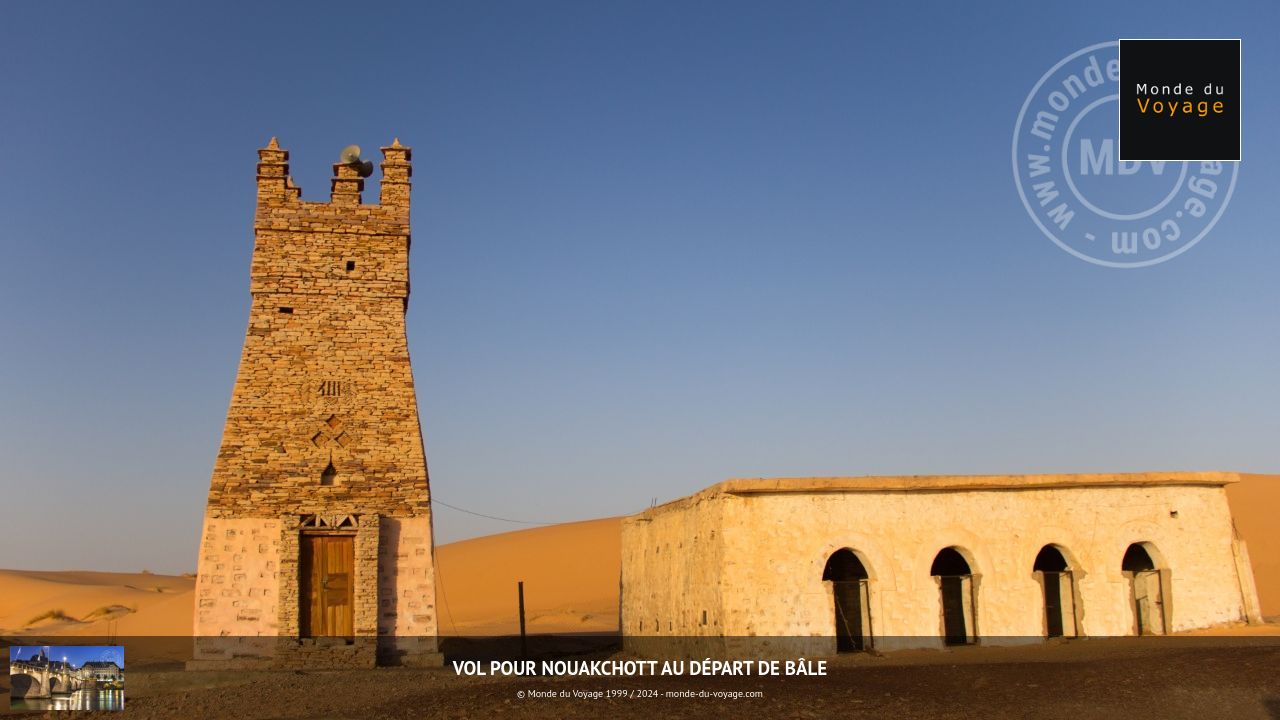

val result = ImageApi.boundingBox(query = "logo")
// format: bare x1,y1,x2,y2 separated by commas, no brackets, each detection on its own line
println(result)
1012,42,1238,268
1118,39,1241,161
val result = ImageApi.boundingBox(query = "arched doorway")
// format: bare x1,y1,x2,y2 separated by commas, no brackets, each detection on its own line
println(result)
931,547,976,645
1122,542,1168,635
823,549,872,651
1033,545,1078,638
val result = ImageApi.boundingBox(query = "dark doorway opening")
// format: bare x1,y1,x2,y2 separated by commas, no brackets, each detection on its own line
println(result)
1122,543,1156,572
931,547,975,646
823,549,872,652
1033,545,1078,638
1122,543,1166,636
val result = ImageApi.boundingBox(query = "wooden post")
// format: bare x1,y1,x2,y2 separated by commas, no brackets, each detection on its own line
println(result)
518,580,528,659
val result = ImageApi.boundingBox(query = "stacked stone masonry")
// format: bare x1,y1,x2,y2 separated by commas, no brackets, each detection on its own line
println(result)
190,139,440,669
621,472,1264,658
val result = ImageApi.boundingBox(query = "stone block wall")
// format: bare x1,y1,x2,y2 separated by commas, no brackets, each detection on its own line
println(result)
621,494,729,657
203,139,428,519
621,474,1260,656
190,139,439,668
191,517,281,662
377,517,440,662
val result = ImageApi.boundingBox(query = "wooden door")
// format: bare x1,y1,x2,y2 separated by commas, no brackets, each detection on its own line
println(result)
960,575,976,644
301,535,354,638
857,579,874,650
832,580,864,651
1059,571,1078,638
1133,570,1164,636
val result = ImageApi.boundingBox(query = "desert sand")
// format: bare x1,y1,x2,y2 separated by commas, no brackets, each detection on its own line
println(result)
0,517,621,638
0,569,194,637
1228,474,1280,617
433,517,621,635
0,473,1273,638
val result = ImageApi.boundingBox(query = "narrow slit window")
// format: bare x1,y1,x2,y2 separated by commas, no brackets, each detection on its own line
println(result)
278,307,293,314
320,462,337,486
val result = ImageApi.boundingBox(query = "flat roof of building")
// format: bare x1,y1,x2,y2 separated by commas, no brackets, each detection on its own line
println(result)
630,471,1265,521
719,471,1247,494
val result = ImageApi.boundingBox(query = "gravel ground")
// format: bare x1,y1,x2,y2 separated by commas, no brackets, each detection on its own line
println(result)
7,637,1280,719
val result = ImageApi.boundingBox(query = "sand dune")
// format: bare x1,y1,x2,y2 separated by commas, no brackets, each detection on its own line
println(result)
434,517,621,635
0,476,1272,640
1228,474,1280,618
0,569,195,637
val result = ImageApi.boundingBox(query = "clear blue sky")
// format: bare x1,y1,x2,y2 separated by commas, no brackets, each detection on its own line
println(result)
1,2,1277,574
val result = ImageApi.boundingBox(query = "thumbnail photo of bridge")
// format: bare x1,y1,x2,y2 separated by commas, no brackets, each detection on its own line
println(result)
10,645,124,711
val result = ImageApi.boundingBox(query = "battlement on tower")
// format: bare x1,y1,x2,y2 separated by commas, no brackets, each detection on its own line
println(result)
255,136,412,208
249,138,415,302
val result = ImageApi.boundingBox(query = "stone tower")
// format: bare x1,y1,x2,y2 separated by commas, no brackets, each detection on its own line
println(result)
189,138,440,668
